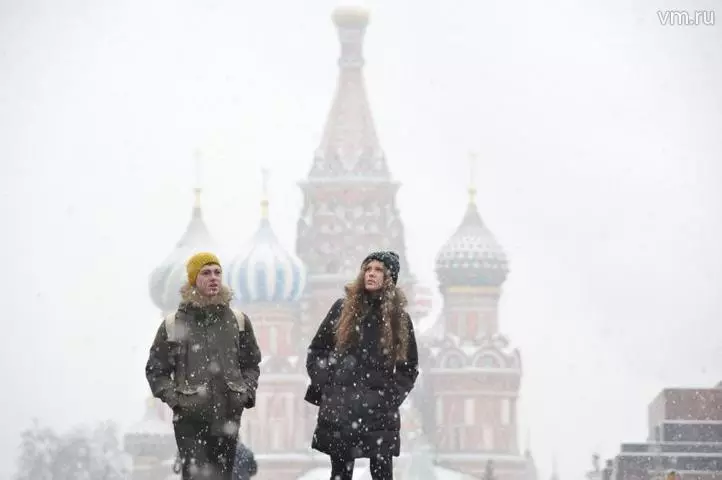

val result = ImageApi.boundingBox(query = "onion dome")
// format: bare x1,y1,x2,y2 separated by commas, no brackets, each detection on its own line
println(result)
148,187,217,313
434,154,509,288
226,170,306,304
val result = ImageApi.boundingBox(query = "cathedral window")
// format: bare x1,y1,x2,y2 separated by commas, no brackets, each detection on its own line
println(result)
456,315,466,337
501,398,511,425
441,352,465,369
268,395,287,451
464,398,475,424
452,426,465,451
436,396,444,426
465,312,477,339
474,353,501,368
443,398,466,451
482,425,494,450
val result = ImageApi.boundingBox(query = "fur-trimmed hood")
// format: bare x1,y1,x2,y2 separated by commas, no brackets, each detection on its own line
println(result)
179,283,234,309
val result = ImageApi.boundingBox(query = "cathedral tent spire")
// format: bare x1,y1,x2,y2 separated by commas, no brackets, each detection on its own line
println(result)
295,5,414,351
469,151,478,204
260,167,270,221
183,151,210,244
307,5,389,180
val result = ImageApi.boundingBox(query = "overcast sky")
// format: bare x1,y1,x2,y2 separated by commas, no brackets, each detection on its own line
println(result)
1,0,721,478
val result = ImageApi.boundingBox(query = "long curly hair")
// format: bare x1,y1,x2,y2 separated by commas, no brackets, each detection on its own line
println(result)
334,261,411,362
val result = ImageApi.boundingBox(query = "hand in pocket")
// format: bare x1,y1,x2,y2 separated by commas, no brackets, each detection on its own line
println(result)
226,381,248,412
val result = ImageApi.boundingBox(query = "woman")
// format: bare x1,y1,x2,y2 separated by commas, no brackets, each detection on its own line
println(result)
305,251,419,480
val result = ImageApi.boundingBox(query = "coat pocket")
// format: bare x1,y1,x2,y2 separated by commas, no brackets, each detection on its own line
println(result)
175,384,209,412
304,384,324,406
226,381,247,413
364,388,393,410
317,385,351,427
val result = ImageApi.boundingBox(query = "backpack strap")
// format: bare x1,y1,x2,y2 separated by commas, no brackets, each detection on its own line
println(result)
231,308,246,332
164,312,178,341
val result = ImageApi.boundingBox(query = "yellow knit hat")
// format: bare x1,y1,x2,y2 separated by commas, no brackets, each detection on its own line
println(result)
186,252,221,285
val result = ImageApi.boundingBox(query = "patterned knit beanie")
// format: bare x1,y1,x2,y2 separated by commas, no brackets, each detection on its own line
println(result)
362,251,400,285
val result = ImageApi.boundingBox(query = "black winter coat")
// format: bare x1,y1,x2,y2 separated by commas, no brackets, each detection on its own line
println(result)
146,301,262,423
305,297,419,459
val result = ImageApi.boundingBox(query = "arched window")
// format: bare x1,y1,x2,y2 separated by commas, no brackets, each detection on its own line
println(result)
474,354,501,368
473,351,504,368
441,352,466,369
501,398,511,425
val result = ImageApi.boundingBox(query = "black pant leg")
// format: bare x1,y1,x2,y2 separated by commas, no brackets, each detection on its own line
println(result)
330,456,355,480
369,455,393,480
173,418,211,479
206,426,239,480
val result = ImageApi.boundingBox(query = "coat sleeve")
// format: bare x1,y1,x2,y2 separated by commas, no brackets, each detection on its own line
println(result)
238,314,262,409
145,320,179,409
305,298,343,387
392,312,419,407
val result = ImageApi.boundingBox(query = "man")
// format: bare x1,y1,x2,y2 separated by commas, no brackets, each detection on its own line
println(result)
146,252,261,480
232,442,257,480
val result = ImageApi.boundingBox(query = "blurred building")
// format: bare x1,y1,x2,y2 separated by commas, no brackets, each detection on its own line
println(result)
126,5,538,480
123,396,178,480
585,453,613,480
594,382,722,480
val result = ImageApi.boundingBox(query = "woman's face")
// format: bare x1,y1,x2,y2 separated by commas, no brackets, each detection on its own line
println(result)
363,260,386,292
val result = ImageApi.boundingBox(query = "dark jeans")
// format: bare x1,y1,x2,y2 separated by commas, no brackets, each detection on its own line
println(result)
330,455,393,480
174,415,239,480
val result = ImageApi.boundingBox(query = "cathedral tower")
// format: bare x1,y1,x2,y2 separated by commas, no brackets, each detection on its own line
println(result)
124,397,177,480
426,154,536,480
295,6,414,342
225,170,315,480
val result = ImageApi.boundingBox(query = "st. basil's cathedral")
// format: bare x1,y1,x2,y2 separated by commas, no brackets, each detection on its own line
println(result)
124,6,539,480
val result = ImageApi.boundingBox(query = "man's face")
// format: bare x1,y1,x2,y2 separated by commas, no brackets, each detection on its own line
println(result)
196,264,222,297
364,260,386,292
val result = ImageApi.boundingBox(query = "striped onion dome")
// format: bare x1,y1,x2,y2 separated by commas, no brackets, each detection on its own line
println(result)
226,190,306,305
435,187,509,288
148,188,218,313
